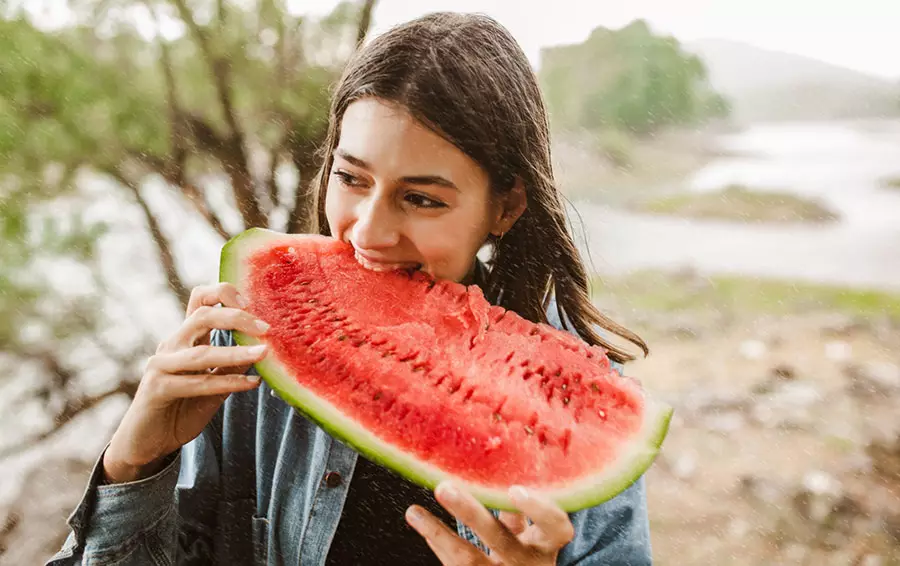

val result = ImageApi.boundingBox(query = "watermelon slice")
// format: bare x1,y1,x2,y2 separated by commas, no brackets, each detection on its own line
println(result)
219,228,671,512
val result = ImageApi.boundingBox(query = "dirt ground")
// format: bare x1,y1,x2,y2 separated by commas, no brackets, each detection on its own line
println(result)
624,310,900,565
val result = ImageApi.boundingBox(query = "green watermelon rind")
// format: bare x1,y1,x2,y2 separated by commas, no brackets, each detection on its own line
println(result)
220,227,673,512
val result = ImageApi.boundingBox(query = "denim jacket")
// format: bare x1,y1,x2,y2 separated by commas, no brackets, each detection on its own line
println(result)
47,298,653,565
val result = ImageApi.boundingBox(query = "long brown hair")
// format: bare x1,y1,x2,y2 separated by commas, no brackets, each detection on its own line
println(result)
309,12,648,363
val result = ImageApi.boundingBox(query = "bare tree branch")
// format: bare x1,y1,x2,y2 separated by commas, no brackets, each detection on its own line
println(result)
0,380,139,462
169,0,238,137
169,0,266,230
267,147,281,211
105,168,192,309
356,0,377,48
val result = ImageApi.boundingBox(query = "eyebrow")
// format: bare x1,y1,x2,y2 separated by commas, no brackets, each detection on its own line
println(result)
334,148,459,191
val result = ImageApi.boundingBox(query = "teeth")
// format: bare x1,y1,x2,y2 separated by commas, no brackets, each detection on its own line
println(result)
354,251,419,272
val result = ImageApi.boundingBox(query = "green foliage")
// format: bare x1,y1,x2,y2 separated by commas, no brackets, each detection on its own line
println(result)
637,184,839,224
0,0,371,382
539,20,730,135
593,270,900,321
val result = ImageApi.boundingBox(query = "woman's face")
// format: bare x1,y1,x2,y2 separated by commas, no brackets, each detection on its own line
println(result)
325,97,523,283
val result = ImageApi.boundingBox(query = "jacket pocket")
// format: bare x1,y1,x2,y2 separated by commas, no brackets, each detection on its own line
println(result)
252,516,269,565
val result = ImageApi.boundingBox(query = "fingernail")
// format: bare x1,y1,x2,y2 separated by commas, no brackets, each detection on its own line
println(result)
406,506,423,525
510,486,529,501
438,483,459,503
236,294,249,308
246,374,261,383
256,319,271,332
248,344,267,356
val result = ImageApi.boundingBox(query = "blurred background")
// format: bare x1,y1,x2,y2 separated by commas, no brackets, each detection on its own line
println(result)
1,0,899,564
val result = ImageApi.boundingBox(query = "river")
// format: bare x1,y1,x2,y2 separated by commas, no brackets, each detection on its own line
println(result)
570,119,900,291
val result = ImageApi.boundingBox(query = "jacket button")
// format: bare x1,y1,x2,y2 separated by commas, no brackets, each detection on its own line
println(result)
323,471,343,488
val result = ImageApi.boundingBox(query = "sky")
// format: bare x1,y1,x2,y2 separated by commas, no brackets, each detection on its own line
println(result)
299,0,900,80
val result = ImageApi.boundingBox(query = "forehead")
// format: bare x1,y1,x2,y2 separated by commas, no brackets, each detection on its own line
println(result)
337,98,489,186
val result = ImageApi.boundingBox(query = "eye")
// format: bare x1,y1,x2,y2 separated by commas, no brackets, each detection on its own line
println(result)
331,170,363,187
405,192,447,209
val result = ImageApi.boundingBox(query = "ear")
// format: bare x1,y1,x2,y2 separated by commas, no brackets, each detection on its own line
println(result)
490,177,528,237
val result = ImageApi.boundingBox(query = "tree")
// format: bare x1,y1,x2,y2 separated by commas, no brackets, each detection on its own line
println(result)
538,19,730,135
0,0,377,459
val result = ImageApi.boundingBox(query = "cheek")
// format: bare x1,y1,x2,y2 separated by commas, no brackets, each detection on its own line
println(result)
413,218,488,281
324,182,349,239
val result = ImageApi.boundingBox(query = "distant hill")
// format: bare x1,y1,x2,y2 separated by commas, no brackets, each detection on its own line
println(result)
685,39,900,123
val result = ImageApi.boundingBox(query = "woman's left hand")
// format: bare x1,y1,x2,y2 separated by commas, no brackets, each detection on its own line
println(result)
406,482,574,565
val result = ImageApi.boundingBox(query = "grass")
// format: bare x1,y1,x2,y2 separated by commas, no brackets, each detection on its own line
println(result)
591,269,900,320
635,184,839,224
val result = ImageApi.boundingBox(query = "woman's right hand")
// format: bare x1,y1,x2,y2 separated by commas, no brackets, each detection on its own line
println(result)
102,282,271,484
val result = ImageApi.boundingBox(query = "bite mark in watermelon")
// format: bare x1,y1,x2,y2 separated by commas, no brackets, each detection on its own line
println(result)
220,228,672,512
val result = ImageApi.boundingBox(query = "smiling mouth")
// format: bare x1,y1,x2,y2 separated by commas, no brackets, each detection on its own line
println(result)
354,250,423,273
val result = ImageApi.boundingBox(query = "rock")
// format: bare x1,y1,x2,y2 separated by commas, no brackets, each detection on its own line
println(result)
703,412,745,433
825,340,853,362
738,474,784,505
671,453,697,480
803,470,842,496
844,362,900,398
771,364,797,381
739,339,767,360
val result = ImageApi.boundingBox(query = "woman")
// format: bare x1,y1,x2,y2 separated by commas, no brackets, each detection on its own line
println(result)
49,12,652,566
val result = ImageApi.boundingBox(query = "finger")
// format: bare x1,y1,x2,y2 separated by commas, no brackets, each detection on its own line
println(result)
174,306,270,349
509,487,574,551
148,344,269,374
147,372,262,400
186,283,247,317
406,505,486,566
434,482,532,563
498,511,527,536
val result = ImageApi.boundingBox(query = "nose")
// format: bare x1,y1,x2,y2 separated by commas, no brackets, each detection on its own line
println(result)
351,194,401,250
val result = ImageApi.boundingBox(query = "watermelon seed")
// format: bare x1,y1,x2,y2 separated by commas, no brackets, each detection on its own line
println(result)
591,383,600,393
307,299,318,304
299,280,310,286
529,328,539,336
427,280,436,290
382,351,392,358
524,425,534,435
338,334,347,341
598,409,607,419
492,412,503,423
449,381,461,394
554,369,562,377
561,383,568,391
374,392,383,401
352,338,367,347
563,396,570,406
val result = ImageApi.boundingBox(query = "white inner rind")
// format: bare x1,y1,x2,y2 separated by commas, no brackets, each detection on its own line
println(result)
220,228,673,512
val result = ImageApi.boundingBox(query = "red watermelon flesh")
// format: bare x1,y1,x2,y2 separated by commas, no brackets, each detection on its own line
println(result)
220,228,671,511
